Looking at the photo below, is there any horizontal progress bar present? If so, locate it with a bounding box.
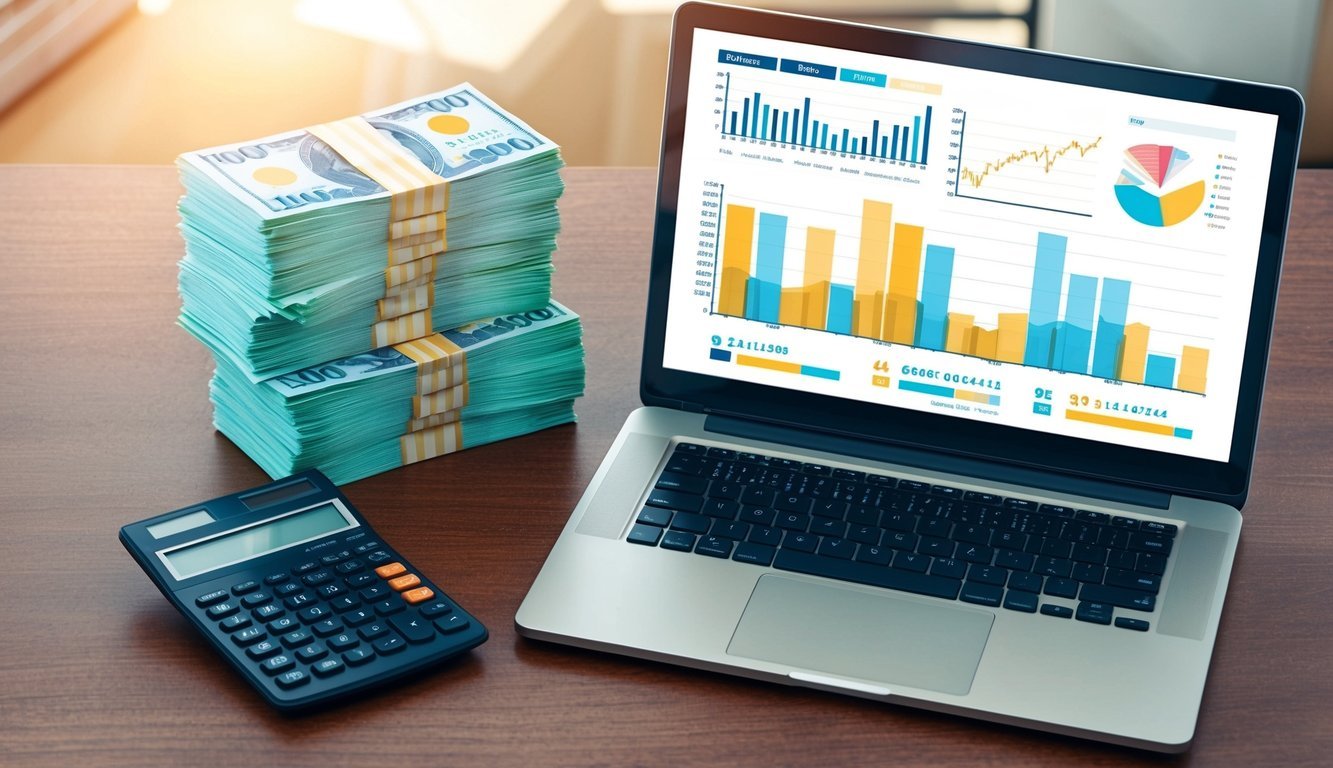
[898,379,999,406]
[1065,409,1192,438]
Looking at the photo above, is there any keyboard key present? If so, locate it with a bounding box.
[710,482,744,501]
[953,524,991,546]
[1139,520,1177,537]
[746,526,783,547]
[701,499,740,520]
[1111,516,1139,529]
[206,602,239,620]
[674,442,706,454]
[775,512,811,531]
[390,614,436,644]
[963,491,1002,506]
[358,622,389,641]
[312,658,345,678]
[1007,572,1043,593]
[1040,604,1073,619]
[275,669,310,690]
[374,599,405,616]
[660,530,697,552]
[711,520,750,540]
[311,619,343,638]
[883,531,918,551]
[246,640,281,661]
[263,573,291,586]
[668,513,711,535]
[1034,557,1073,579]
[316,583,347,600]
[732,542,776,566]
[344,648,375,666]
[302,570,334,587]
[957,544,994,565]
[1071,562,1105,584]
[343,608,375,627]
[1105,568,1161,594]
[1071,543,1108,565]
[929,558,967,580]
[1106,550,1138,571]
[774,549,961,600]
[1137,552,1168,575]
[1074,510,1110,524]
[627,524,663,546]
[330,595,362,613]
[967,565,1008,586]
[1078,583,1156,612]
[231,627,266,647]
[1115,617,1150,632]
[847,525,881,545]
[220,614,252,632]
[918,537,954,558]
[865,474,897,487]
[1127,532,1173,555]
[645,489,703,514]
[276,582,303,596]
[636,507,673,527]
[241,592,273,609]
[1076,601,1114,625]
[694,536,733,558]
[1043,577,1080,599]
[435,614,471,634]
[738,507,778,527]
[296,643,327,663]
[960,582,1003,607]
[1003,590,1039,613]
[817,538,855,560]
[740,487,777,507]
[994,549,1034,572]
[335,559,365,575]
[654,472,709,495]
[282,629,313,648]
[261,654,295,675]
[774,494,814,514]
[891,552,929,573]
[267,616,299,634]
[327,632,359,651]
[298,605,331,623]
[1003,498,1037,512]
[809,518,848,538]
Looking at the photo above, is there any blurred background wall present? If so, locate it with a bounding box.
[0,0,1328,167]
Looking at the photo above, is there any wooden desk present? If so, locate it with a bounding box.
[1,166,1329,766]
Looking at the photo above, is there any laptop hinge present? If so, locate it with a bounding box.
[704,414,1172,510]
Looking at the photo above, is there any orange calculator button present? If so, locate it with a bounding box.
[375,562,406,579]
[388,573,421,591]
[401,587,435,605]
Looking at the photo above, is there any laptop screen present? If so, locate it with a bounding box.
[658,21,1284,467]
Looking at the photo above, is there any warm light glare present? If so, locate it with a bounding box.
[137,0,173,16]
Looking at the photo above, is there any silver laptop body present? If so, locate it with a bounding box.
[518,3,1302,752]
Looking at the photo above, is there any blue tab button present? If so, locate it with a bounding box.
[839,68,886,87]
[779,58,836,80]
[718,49,778,71]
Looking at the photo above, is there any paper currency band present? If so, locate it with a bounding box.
[413,382,469,420]
[400,421,464,465]
[377,284,434,322]
[409,409,461,434]
[393,333,469,394]
[306,116,450,348]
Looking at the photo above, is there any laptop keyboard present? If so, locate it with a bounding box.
[626,443,1176,632]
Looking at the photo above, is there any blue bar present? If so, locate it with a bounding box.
[880,137,888,158]
[801,97,811,146]
[827,284,853,334]
[709,347,732,362]
[1024,232,1068,367]
[719,50,778,70]
[781,112,789,143]
[1091,278,1131,378]
[812,121,821,149]
[729,112,737,135]
[898,380,1001,406]
[779,58,837,79]
[838,68,887,87]
[1033,402,1052,415]
[793,109,801,143]
[918,245,955,351]
[800,365,841,381]
[770,112,777,141]
[753,212,787,323]
[751,93,761,139]
[841,128,849,154]
[1057,274,1098,374]
[820,123,828,149]
[741,98,750,137]
[851,138,860,155]
[831,135,838,152]
[900,126,910,161]
[911,116,921,162]
[871,120,880,159]
[920,106,932,164]
[762,105,770,140]
[891,125,900,159]
[1145,355,1177,388]
[1173,427,1193,439]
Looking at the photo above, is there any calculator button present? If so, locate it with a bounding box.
[220,614,252,632]
[284,593,315,610]
[328,633,359,652]
[387,573,421,592]
[374,599,405,617]
[344,648,375,666]
[254,603,285,620]
[303,570,334,587]
[195,590,229,608]
[330,596,362,613]
[389,614,435,644]
[311,619,343,638]
[346,573,376,588]
[246,640,281,661]
[267,616,300,634]
[373,634,407,655]
[206,602,239,619]
[275,581,302,597]
[320,554,343,566]
[312,658,345,678]
[282,629,313,648]
[231,627,267,647]
[275,669,310,690]
[419,600,453,617]
[374,562,406,579]
[354,542,380,554]
[317,583,347,599]
[343,608,376,627]
[366,551,392,564]
[241,592,272,609]
[335,560,364,575]
[358,622,389,641]
[359,585,391,602]
[263,572,291,586]
[296,644,328,663]
[293,561,320,575]
[298,605,331,623]
[401,587,435,605]
[231,580,260,596]
[434,614,470,634]
[261,655,295,675]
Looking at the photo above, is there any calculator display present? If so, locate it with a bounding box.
[160,502,355,580]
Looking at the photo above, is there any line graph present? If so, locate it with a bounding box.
[948,108,1103,217]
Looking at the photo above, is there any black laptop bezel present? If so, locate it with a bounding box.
[640,1,1304,508]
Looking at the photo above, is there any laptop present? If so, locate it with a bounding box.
[517,1,1303,752]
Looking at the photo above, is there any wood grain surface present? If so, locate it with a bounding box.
[0,165,1329,766]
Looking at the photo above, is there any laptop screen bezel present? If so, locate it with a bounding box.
[640,1,1304,508]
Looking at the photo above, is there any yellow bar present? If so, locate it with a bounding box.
[996,313,1028,364]
[1178,346,1210,393]
[884,223,924,343]
[945,313,974,354]
[736,354,801,374]
[890,78,943,95]
[955,390,992,404]
[972,327,999,360]
[719,205,755,316]
[778,287,806,326]
[1118,323,1150,383]
[872,375,891,388]
[1066,409,1175,436]
[854,201,893,338]
[801,226,836,330]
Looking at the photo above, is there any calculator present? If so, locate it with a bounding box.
[119,469,488,711]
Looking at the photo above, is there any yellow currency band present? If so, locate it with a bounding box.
[377,284,435,322]
[400,421,463,465]
[408,409,461,434]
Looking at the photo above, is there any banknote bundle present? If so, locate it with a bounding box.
[176,85,585,482]
[211,303,585,485]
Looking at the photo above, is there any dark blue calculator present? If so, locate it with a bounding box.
[119,469,487,711]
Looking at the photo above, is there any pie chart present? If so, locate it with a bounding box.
[1114,144,1205,227]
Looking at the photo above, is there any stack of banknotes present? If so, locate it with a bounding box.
[176,84,585,484]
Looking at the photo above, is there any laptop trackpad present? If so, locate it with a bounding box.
[727,575,993,696]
